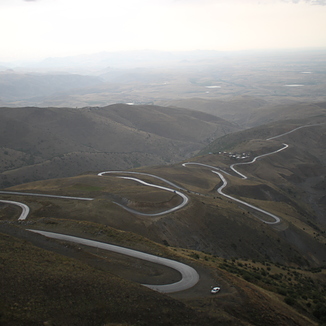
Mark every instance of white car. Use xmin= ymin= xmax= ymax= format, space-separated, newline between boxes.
xmin=211 ymin=286 xmax=221 ymax=294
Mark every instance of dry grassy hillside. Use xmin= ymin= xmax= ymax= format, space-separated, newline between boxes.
xmin=1 ymin=155 xmax=325 ymax=324
xmin=2 ymin=220 xmax=320 ymax=326
xmin=200 ymin=117 xmax=326 ymax=224
xmin=0 ymin=104 xmax=239 ymax=188
xmin=1 ymin=100 xmax=326 ymax=325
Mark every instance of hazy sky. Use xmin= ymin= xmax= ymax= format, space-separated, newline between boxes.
xmin=1 ymin=0 xmax=326 ymax=61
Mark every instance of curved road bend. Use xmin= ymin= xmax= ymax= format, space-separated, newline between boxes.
xmin=182 ymin=162 xmax=231 ymax=176
xmin=182 ymin=124 xmax=321 ymax=224
xmin=0 ymin=199 xmax=30 ymax=221
xmin=98 ymin=171 xmax=187 ymax=191
xmin=27 ymin=229 xmax=199 ymax=294
xmin=229 ymin=123 xmax=322 ymax=179
xmin=115 ymin=176 xmax=188 ymax=216
xmin=182 ymin=145 xmax=290 ymax=224
xmin=212 ymin=171 xmax=280 ymax=224
xmin=98 ymin=171 xmax=189 ymax=216
xmin=230 ymin=143 xmax=289 ymax=179
xmin=266 ymin=123 xmax=324 ymax=141
xmin=3 ymin=126 xmax=315 ymax=291
xmin=0 ymin=173 xmax=189 ymax=218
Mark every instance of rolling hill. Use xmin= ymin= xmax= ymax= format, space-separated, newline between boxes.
xmin=1 ymin=100 xmax=326 ymax=325
xmin=0 ymin=104 xmax=239 ymax=188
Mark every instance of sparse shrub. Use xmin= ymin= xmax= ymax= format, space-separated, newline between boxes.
xmin=313 ymin=303 xmax=326 ymax=322
xmin=277 ymin=288 xmax=287 ymax=296
xmin=190 ymin=252 xmax=199 ymax=260
xmin=243 ymin=274 xmax=254 ymax=283
xmin=284 ymin=296 xmax=296 ymax=306
xmin=162 ymin=240 xmax=169 ymax=246
xmin=254 ymin=274 xmax=262 ymax=281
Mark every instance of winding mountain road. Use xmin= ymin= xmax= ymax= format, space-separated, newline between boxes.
xmin=212 ymin=171 xmax=281 ymax=224
xmin=98 ymin=171 xmax=188 ymax=191
xmin=266 ymin=123 xmax=322 ymax=141
xmin=181 ymin=162 xmax=231 ymax=176
xmin=0 ymin=172 xmax=188 ymax=218
xmin=114 ymin=176 xmax=188 ymax=216
xmin=27 ymin=229 xmax=199 ymax=294
xmin=1 ymin=123 xmax=320 ymax=293
xmin=230 ymin=143 xmax=289 ymax=180
xmin=98 ymin=171 xmax=189 ymax=216
xmin=0 ymin=199 xmax=30 ymax=221
xmin=182 ymin=124 xmax=320 ymax=224
xmin=0 ymin=173 xmax=197 ymax=293
xmin=182 ymin=161 xmax=281 ymax=224
xmin=0 ymin=172 xmax=195 ymax=293
xmin=0 ymin=198 xmax=199 ymax=293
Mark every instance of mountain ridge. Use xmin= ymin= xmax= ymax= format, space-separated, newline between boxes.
xmin=0 ymin=104 xmax=239 ymax=187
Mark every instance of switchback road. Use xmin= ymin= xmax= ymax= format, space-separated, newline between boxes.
xmin=98 ymin=171 xmax=189 ymax=216
xmin=182 ymin=124 xmax=321 ymax=225
xmin=0 ymin=197 xmax=198 ymax=293
xmin=230 ymin=143 xmax=289 ymax=180
xmin=0 ymin=199 xmax=30 ymax=221
xmin=27 ymin=229 xmax=199 ymax=294
xmin=213 ymin=171 xmax=281 ymax=224
xmin=0 ymin=172 xmax=188 ymax=217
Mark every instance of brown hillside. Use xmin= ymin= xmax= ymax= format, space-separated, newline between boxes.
xmin=0 ymin=104 xmax=239 ymax=187
xmin=1 ymin=115 xmax=326 ymax=324
xmin=1 ymin=177 xmax=324 ymax=325
xmin=1 ymin=100 xmax=326 ymax=325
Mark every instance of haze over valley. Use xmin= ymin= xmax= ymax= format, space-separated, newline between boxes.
xmin=1 ymin=49 xmax=326 ymax=109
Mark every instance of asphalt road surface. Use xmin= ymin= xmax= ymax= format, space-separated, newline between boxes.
xmin=212 ymin=170 xmax=281 ymax=224
xmin=98 ymin=171 xmax=189 ymax=216
xmin=28 ymin=229 xmax=199 ymax=293
xmin=0 ymin=198 xmax=199 ymax=293
xmin=230 ymin=143 xmax=289 ymax=180
xmin=0 ymin=172 xmax=188 ymax=217
xmin=0 ymin=199 xmax=30 ymax=220
xmin=182 ymin=125 xmax=320 ymax=224
xmin=0 ymin=190 xmax=93 ymax=201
